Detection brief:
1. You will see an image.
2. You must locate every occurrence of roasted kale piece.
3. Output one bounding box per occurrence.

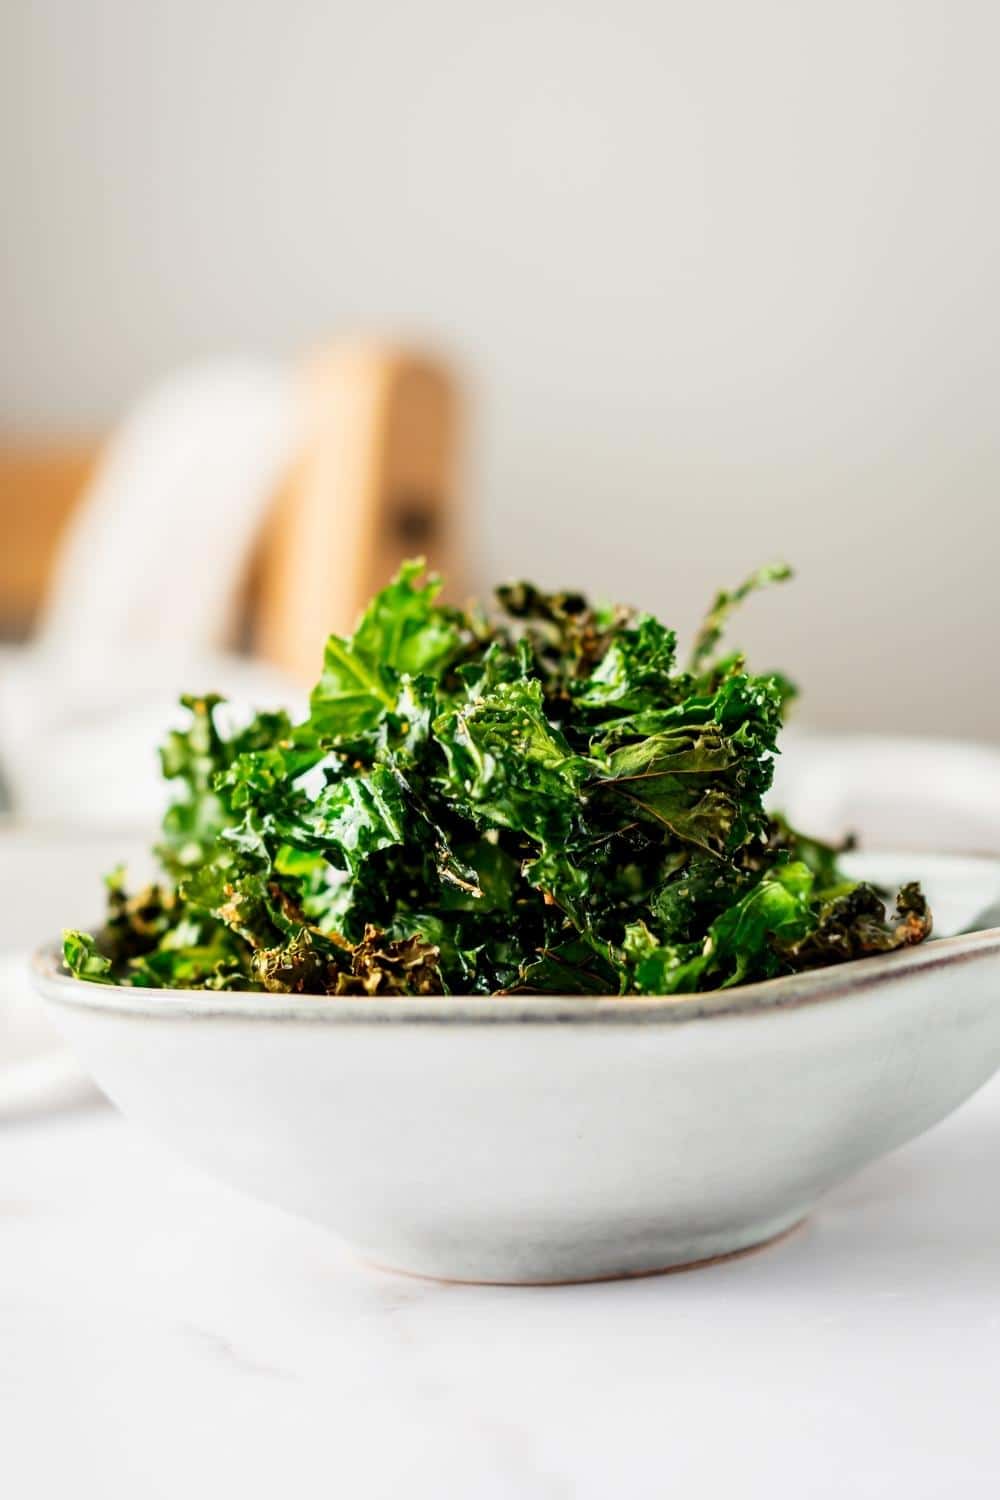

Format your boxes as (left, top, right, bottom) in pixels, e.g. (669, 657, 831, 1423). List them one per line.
(64, 560, 930, 996)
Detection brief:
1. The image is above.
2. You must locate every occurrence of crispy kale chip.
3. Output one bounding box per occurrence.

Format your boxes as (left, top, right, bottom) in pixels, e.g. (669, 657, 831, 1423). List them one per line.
(63, 560, 931, 997)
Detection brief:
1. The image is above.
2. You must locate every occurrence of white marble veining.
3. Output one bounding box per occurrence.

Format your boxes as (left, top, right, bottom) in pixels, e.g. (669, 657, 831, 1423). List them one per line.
(5, 1083, 1000, 1499)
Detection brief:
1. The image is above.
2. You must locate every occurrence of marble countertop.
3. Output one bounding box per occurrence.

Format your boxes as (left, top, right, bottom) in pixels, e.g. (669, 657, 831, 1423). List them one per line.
(6, 1083, 1000, 1499)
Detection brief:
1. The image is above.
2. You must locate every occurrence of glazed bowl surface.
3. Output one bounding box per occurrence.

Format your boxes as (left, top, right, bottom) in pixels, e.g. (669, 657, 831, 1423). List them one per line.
(32, 853, 1000, 1283)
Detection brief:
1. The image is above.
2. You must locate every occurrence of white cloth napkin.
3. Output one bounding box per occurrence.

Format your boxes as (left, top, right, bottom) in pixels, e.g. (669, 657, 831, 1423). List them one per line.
(40, 358, 298, 657)
(0, 358, 301, 828)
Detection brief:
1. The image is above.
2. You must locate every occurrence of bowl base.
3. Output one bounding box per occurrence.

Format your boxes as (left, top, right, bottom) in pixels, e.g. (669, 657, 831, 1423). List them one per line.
(363, 1215, 808, 1287)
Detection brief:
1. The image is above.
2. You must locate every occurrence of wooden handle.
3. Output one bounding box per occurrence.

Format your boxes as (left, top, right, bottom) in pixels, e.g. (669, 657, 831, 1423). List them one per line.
(0, 441, 101, 637)
(255, 342, 463, 685)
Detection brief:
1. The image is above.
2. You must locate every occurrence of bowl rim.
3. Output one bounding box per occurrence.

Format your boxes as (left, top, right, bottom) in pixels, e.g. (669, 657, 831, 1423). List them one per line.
(30, 925, 1000, 1027)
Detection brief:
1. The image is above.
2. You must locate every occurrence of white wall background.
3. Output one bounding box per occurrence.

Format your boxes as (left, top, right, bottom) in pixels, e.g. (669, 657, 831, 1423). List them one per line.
(3, 0, 998, 739)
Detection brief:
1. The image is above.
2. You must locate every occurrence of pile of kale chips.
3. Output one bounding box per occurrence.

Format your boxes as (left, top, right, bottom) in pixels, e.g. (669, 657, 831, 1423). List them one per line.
(64, 561, 930, 997)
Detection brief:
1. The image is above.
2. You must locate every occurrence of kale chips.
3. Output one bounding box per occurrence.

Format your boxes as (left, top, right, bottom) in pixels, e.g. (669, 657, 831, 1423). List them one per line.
(64, 562, 930, 996)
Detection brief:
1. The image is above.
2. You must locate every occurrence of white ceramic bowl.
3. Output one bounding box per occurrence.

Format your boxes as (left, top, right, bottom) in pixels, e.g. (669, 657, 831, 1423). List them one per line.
(31, 855, 1000, 1284)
